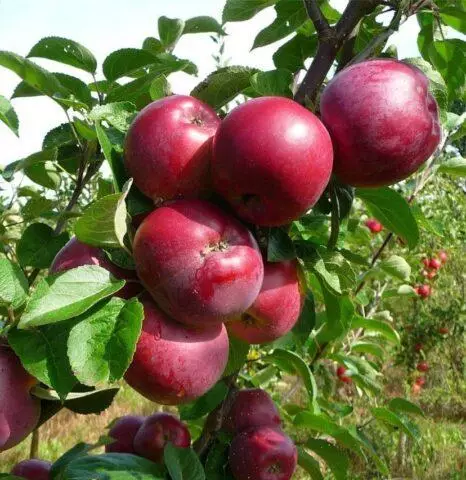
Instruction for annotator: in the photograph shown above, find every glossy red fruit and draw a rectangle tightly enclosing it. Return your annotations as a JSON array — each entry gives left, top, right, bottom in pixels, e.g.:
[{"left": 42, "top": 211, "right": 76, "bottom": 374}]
[
  {"left": 11, "top": 459, "right": 52, "bottom": 480},
  {"left": 225, "top": 389, "right": 281, "bottom": 434},
  {"left": 415, "top": 284, "right": 431, "bottom": 299},
  {"left": 428, "top": 258, "right": 441, "bottom": 270},
  {"left": 133, "top": 199, "right": 264, "bottom": 327},
  {"left": 414, "top": 343, "right": 424, "bottom": 352},
  {"left": 105, "top": 415, "right": 145, "bottom": 454},
  {"left": 124, "top": 95, "right": 220, "bottom": 202},
  {"left": 365, "top": 219, "right": 383, "bottom": 233},
  {"left": 229, "top": 426, "right": 297, "bottom": 480},
  {"left": 438, "top": 327, "right": 449, "bottom": 335},
  {"left": 340, "top": 375, "right": 352, "bottom": 384},
  {"left": 134, "top": 413, "right": 191, "bottom": 463},
  {"left": 228, "top": 261, "right": 303, "bottom": 344},
  {"left": 320, "top": 59, "right": 440, "bottom": 187},
  {"left": 415, "top": 376, "right": 426, "bottom": 387},
  {"left": 0, "top": 346, "right": 40, "bottom": 452},
  {"left": 50, "top": 237, "right": 143, "bottom": 299},
  {"left": 212, "top": 96, "right": 333, "bottom": 226},
  {"left": 422, "top": 258, "right": 430, "bottom": 268},
  {"left": 125, "top": 297, "right": 229, "bottom": 405},
  {"left": 336, "top": 365, "right": 347, "bottom": 377},
  {"left": 417, "top": 361, "right": 429, "bottom": 372},
  {"left": 438, "top": 250, "right": 448, "bottom": 263}
]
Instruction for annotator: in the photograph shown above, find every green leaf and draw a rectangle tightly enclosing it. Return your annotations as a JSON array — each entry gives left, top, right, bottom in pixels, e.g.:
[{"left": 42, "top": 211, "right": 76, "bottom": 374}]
[
  {"left": 183, "top": 17, "right": 225, "bottom": 35},
  {"left": 389, "top": 398, "right": 424, "bottom": 417},
  {"left": 103, "top": 48, "right": 159, "bottom": 82},
  {"left": 50, "top": 443, "right": 96, "bottom": 478},
  {"left": 250, "top": 69, "right": 293, "bottom": 97},
  {"left": 25, "top": 161, "right": 61, "bottom": 189},
  {"left": 191, "top": 66, "right": 258, "bottom": 110},
  {"left": 351, "top": 316, "right": 400, "bottom": 345},
  {"left": 8, "top": 323, "right": 77, "bottom": 398},
  {"left": 62, "top": 453, "right": 165, "bottom": 479},
  {"left": 371, "top": 407, "right": 420, "bottom": 439},
  {"left": 351, "top": 341, "right": 384, "bottom": 359},
  {"left": 204, "top": 438, "right": 232, "bottom": 480},
  {"left": 3, "top": 149, "right": 58, "bottom": 181},
  {"left": 379, "top": 255, "right": 411, "bottom": 281},
  {"left": 440, "top": 7, "right": 466, "bottom": 34},
  {"left": 0, "top": 51, "right": 69, "bottom": 99},
  {"left": 0, "top": 258, "right": 28, "bottom": 309},
  {"left": 222, "top": 0, "right": 278, "bottom": 23},
  {"left": 253, "top": 0, "right": 307, "bottom": 49},
  {"left": 23, "top": 197, "right": 55, "bottom": 220},
  {"left": 292, "top": 290, "right": 316, "bottom": 347},
  {"left": 68, "top": 297, "right": 144, "bottom": 386},
  {"left": 18, "top": 265, "right": 125, "bottom": 329},
  {"left": 88, "top": 102, "right": 137, "bottom": 132},
  {"left": 264, "top": 349, "right": 318, "bottom": 410},
  {"left": 273, "top": 34, "right": 318, "bottom": 72},
  {"left": 27, "top": 36, "right": 97, "bottom": 73},
  {"left": 250, "top": 365, "right": 278, "bottom": 387},
  {"left": 297, "top": 447, "right": 324, "bottom": 480},
  {"left": 164, "top": 444, "right": 205, "bottom": 480},
  {"left": 356, "top": 187, "right": 419, "bottom": 249},
  {"left": 149, "top": 75, "right": 171, "bottom": 100},
  {"left": 305, "top": 438, "right": 349, "bottom": 480},
  {"left": 74, "top": 185, "right": 130, "bottom": 249},
  {"left": 16, "top": 223, "right": 69, "bottom": 269},
  {"left": 438, "top": 156, "right": 466, "bottom": 177},
  {"left": 0, "top": 95, "right": 19, "bottom": 136},
  {"left": 179, "top": 381, "right": 229, "bottom": 421},
  {"left": 54, "top": 72, "right": 94, "bottom": 109},
  {"left": 42, "top": 123, "right": 75, "bottom": 149},
  {"left": 223, "top": 336, "right": 249, "bottom": 377},
  {"left": 267, "top": 227, "right": 296, "bottom": 262},
  {"left": 158, "top": 17, "right": 185, "bottom": 50}
]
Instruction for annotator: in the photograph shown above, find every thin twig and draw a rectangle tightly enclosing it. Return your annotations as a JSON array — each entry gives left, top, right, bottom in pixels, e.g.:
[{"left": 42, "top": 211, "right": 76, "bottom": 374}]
[{"left": 302, "top": 0, "right": 332, "bottom": 37}]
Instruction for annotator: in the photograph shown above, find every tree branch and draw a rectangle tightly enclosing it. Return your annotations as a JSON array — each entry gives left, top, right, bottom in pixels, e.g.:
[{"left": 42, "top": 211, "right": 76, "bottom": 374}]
[
  {"left": 302, "top": 0, "right": 332, "bottom": 38},
  {"left": 295, "top": 0, "right": 382, "bottom": 105}
]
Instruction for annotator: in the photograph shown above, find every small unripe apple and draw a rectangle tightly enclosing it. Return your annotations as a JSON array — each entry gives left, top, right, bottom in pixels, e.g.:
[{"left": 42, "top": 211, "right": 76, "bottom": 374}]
[
  {"left": 0, "top": 345, "right": 40, "bottom": 452},
  {"left": 134, "top": 413, "right": 191, "bottom": 463},
  {"left": 105, "top": 415, "right": 145, "bottom": 453},
  {"left": 229, "top": 426, "right": 297, "bottom": 480},
  {"left": 11, "top": 459, "right": 52, "bottom": 480},
  {"left": 133, "top": 199, "right": 264, "bottom": 327},
  {"left": 438, "top": 250, "right": 448, "bottom": 263},
  {"left": 416, "top": 361, "right": 429, "bottom": 372},
  {"left": 124, "top": 95, "right": 220, "bottom": 202},
  {"left": 365, "top": 219, "right": 383, "bottom": 233},
  {"left": 125, "top": 297, "right": 229, "bottom": 405},
  {"left": 320, "top": 59, "right": 441, "bottom": 187},
  {"left": 212, "top": 96, "right": 333, "bottom": 226},
  {"left": 438, "top": 327, "right": 449, "bottom": 335},
  {"left": 228, "top": 261, "right": 303, "bottom": 344},
  {"left": 225, "top": 389, "right": 281, "bottom": 434},
  {"left": 415, "top": 284, "right": 431, "bottom": 299},
  {"left": 415, "top": 376, "right": 426, "bottom": 387},
  {"left": 428, "top": 258, "right": 441, "bottom": 270},
  {"left": 50, "top": 237, "right": 143, "bottom": 299}
]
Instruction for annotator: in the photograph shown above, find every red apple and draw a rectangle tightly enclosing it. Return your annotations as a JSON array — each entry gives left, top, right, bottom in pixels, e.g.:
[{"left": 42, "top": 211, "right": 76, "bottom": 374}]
[
  {"left": 365, "top": 219, "right": 383, "bottom": 233},
  {"left": 415, "top": 376, "right": 426, "bottom": 387},
  {"left": 124, "top": 95, "right": 220, "bottom": 202},
  {"left": 428, "top": 258, "right": 441, "bottom": 270},
  {"left": 229, "top": 426, "right": 297, "bottom": 480},
  {"left": 125, "top": 297, "right": 229, "bottom": 405},
  {"left": 320, "top": 59, "right": 441, "bottom": 187},
  {"left": 228, "top": 261, "right": 303, "bottom": 344},
  {"left": 340, "top": 375, "right": 352, "bottom": 384},
  {"left": 133, "top": 413, "right": 191, "bottom": 463},
  {"left": 225, "top": 389, "right": 281, "bottom": 434},
  {"left": 415, "top": 284, "right": 431, "bottom": 299},
  {"left": 336, "top": 365, "right": 347, "bottom": 377},
  {"left": 438, "top": 250, "right": 448, "bottom": 263},
  {"left": 212, "top": 96, "right": 333, "bottom": 226},
  {"left": 133, "top": 199, "right": 264, "bottom": 327},
  {"left": 422, "top": 258, "right": 430, "bottom": 268},
  {"left": 50, "top": 237, "right": 143, "bottom": 299},
  {"left": 414, "top": 343, "right": 423, "bottom": 352},
  {"left": 11, "top": 459, "right": 51, "bottom": 480},
  {"left": 438, "top": 327, "right": 449, "bottom": 335},
  {"left": 105, "top": 415, "right": 145, "bottom": 454},
  {"left": 0, "top": 346, "right": 40, "bottom": 452},
  {"left": 417, "top": 361, "right": 429, "bottom": 372},
  {"left": 427, "top": 271, "right": 436, "bottom": 280}
]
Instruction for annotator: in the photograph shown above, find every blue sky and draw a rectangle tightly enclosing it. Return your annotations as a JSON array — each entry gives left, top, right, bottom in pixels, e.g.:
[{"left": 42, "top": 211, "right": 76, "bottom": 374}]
[{"left": 0, "top": 0, "right": 423, "bottom": 166}]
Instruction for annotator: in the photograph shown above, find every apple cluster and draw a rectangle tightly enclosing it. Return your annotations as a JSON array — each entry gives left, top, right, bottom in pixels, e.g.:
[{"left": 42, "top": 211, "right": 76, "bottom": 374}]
[
  {"left": 414, "top": 250, "right": 448, "bottom": 299},
  {"left": 336, "top": 365, "right": 352, "bottom": 384}
]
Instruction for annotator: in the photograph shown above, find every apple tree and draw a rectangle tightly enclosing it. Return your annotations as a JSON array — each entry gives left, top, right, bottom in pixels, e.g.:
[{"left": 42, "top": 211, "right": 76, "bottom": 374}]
[{"left": 0, "top": 0, "right": 465, "bottom": 478}]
